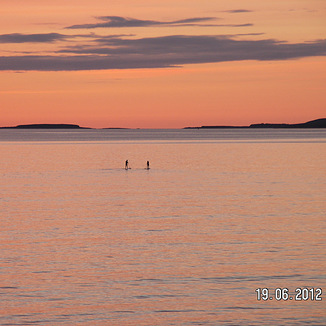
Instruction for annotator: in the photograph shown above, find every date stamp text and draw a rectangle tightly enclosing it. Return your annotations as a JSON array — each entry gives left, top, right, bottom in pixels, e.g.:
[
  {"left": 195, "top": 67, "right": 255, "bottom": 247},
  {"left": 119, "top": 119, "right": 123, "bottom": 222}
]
[{"left": 255, "top": 288, "right": 322, "bottom": 301}]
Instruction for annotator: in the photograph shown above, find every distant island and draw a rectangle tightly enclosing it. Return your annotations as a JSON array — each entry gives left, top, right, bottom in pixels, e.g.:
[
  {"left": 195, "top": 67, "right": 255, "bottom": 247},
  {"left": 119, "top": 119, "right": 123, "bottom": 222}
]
[
  {"left": 1, "top": 124, "right": 90, "bottom": 129},
  {"left": 0, "top": 123, "right": 130, "bottom": 129},
  {"left": 185, "top": 118, "right": 326, "bottom": 129},
  {"left": 1, "top": 119, "right": 326, "bottom": 130}
]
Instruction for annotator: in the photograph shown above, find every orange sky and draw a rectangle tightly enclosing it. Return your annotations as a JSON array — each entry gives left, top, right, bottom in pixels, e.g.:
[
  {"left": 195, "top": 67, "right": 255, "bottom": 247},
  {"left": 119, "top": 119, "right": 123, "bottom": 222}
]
[{"left": 0, "top": 0, "right": 325, "bottom": 128}]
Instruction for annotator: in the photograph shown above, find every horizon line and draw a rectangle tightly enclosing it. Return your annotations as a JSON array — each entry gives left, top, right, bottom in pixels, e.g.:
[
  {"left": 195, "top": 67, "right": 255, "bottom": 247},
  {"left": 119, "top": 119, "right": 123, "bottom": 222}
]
[{"left": 1, "top": 118, "right": 326, "bottom": 130}]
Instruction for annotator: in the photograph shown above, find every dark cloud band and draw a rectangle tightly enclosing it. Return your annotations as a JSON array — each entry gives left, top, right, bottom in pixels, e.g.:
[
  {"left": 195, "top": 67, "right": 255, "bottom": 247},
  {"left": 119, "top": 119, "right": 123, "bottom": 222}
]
[
  {"left": 66, "top": 16, "right": 229, "bottom": 29},
  {"left": 0, "top": 33, "right": 67, "bottom": 43},
  {"left": 0, "top": 35, "right": 325, "bottom": 71}
]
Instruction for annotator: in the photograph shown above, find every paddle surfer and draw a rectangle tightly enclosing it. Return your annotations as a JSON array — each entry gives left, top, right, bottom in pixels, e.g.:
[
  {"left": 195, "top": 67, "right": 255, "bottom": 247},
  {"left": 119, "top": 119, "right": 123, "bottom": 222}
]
[{"left": 125, "top": 160, "right": 129, "bottom": 170}]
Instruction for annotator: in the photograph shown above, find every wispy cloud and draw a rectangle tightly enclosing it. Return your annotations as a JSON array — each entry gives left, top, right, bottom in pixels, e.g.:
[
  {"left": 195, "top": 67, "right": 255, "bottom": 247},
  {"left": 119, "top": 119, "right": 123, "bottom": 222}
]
[
  {"left": 0, "top": 32, "right": 130, "bottom": 44},
  {"left": 224, "top": 9, "right": 253, "bottom": 14},
  {"left": 0, "top": 33, "right": 68, "bottom": 43},
  {"left": 66, "top": 16, "right": 225, "bottom": 29},
  {"left": 1, "top": 35, "right": 325, "bottom": 71}
]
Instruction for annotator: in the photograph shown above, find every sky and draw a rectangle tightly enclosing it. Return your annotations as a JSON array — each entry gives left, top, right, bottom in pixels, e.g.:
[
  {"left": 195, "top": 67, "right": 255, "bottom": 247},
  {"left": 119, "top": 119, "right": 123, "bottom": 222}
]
[{"left": 0, "top": 0, "right": 325, "bottom": 128}]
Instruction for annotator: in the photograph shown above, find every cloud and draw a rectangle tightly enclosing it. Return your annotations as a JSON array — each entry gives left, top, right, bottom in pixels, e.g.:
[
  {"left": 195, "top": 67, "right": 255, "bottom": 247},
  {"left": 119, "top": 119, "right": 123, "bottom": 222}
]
[
  {"left": 0, "top": 33, "right": 68, "bottom": 43},
  {"left": 0, "top": 32, "right": 128, "bottom": 44},
  {"left": 66, "top": 16, "right": 226, "bottom": 29},
  {"left": 224, "top": 9, "right": 253, "bottom": 13},
  {"left": 59, "top": 35, "right": 326, "bottom": 59},
  {"left": 1, "top": 35, "right": 325, "bottom": 71}
]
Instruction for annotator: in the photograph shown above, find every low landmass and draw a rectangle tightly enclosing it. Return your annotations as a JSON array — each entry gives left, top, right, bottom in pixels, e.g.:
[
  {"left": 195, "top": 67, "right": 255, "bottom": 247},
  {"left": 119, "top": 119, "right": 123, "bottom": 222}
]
[
  {"left": 185, "top": 118, "right": 326, "bottom": 129},
  {"left": 1, "top": 119, "right": 326, "bottom": 130},
  {"left": 0, "top": 124, "right": 130, "bottom": 129},
  {"left": 1, "top": 123, "right": 90, "bottom": 129}
]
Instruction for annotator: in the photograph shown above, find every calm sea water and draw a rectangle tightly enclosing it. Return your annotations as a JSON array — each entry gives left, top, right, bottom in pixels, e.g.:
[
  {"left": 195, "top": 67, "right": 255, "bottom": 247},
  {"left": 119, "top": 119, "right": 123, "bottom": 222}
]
[{"left": 1, "top": 129, "right": 325, "bottom": 325}]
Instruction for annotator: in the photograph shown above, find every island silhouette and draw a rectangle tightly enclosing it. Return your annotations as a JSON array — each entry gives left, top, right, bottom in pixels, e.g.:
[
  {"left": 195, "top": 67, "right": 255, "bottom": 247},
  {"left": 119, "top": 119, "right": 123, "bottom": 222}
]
[
  {"left": 0, "top": 123, "right": 129, "bottom": 129},
  {"left": 0, "top": 119, "right": 326, "bottom": 129},
  {"left": 1, "top": 123, "right": 86, "bottom": 129},
  {"left": 185, "top": 118, "right": 326, "bottom": 129}
]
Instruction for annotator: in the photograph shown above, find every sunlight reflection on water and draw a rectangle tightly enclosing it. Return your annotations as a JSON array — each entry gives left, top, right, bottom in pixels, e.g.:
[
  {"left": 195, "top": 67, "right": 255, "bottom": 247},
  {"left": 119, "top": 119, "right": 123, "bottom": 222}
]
[{"left": 0, "top": 129, "right": 325, "bottom": 325}]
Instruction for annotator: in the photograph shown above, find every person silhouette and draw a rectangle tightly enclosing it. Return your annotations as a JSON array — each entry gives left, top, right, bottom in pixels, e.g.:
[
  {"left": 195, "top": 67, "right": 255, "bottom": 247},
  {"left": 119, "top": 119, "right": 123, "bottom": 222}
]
[
  {"left": 146, "top": 161, "right": 150, "bottom": 169},
  {"left": 125, "top": 160, "right": 129, "bottom": 170}
]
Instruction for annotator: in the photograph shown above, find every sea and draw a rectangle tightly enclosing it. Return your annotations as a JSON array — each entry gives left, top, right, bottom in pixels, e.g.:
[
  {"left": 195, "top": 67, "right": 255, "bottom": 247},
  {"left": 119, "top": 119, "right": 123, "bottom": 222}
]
[{"left": 1, "top": 128, "right": 325, "bottom": 325}]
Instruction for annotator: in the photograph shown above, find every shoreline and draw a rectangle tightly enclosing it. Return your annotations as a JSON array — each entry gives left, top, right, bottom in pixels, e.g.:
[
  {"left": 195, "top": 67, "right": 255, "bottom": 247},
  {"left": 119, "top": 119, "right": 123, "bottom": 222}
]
[{"left": 0, "top": 118, "right": 326, "bottom": 130}]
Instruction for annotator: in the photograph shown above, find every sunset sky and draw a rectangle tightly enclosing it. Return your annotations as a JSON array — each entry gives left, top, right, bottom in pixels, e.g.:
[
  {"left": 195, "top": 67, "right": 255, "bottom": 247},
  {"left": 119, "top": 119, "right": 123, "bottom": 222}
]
[{"left": 1, "top": 0, "right": 325, "bottom": 128}]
